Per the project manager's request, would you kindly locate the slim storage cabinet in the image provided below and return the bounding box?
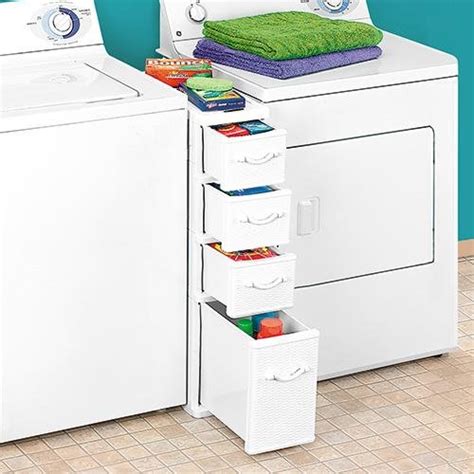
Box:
[187,99,319,454]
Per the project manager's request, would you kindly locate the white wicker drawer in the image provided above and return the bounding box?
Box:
[201,301,319,455]
[203,244,296,318]
[204,185,291,252]
[203,126,287,191]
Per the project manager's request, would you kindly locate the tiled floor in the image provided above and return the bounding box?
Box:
[1,260,473,474]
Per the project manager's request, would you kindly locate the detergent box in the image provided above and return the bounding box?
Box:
[180,84,246,112]
[145,58,212,88]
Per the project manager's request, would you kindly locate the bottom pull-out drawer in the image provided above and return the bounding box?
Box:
[201,301,319,455]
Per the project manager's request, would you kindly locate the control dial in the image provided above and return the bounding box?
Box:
[323,0,344,10]
[315,0,358,15]
[51,11,73,35]
[187,2,208,23]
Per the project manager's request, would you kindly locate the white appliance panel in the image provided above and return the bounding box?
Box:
[1,62,138,112]
[283,127,434,286]
[0,0,103,56]
[0,113,187,442]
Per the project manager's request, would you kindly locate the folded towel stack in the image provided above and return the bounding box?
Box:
[194,11,384,80]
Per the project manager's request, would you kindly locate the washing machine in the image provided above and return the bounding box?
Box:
[160,0,458,380]
[0,0,187,442]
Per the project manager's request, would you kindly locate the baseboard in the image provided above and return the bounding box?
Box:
[459,239,474,258]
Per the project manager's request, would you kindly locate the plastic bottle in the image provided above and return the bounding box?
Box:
[257,318,283,339]
[252,312,279,334]
[237,319,253,337]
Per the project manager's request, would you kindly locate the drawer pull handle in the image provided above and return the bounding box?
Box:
[245,276,287,290]
[240,212,285,226]
[266,366,311,383]
[238,152,281,165]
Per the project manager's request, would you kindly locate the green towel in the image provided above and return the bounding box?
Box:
[203,11,383,61]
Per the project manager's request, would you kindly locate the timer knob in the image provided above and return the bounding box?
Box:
[323,0,344,10]
[187,2,207,23]
[51,11,73,34]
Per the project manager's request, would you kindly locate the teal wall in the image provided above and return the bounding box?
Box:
[2,0,473,239]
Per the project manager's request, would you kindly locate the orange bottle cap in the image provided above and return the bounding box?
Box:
[258,318,283,339]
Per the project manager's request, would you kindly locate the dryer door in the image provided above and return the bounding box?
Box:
[283,127,434,287]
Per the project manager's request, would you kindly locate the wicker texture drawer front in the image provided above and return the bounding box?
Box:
[201,301,319,455]
[203,126,286,192]
[205,185,291,252]
[203,245,296,318]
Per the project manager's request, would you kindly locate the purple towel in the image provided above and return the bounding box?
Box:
[194,39,382,80]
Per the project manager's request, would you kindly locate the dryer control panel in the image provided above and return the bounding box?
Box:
[0,0,103,56]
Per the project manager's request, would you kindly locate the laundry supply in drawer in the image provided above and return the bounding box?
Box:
[210,243,279,261]
[203,124,287,191]
[201,301,319,454]
[205,185,291,252]
[211,184,274,197]
[240,120,274,135]
[214,123,250,137]
[213,120,274,137]
[237,318,254,336]
[257,317,283,339]
[203,244,296,318]
[235,312,282,339]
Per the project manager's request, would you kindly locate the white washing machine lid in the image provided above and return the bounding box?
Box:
[176,32,458,102]
[0,54,187,133]
[1,62,139,113]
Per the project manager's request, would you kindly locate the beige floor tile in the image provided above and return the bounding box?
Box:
[156,450,190,467]
[68,427,102,444]
[54,444,87,460]
[208,441,240,456]
[196,455,230,472]
[118,445,151,461]
[171,461,205,473]
[309,445,342,462]
[260,457,293,472]
[195,430,227,444]
[323,456,358,472]
[221,452,254,467]
[349,452,381,468]
[3,455,34,470]
[412,451,447,468]
[28,449,61,465]
[41,432,76,450]
[0,444,23,460]
[93,450,126,467]
[387,457,422,472]
[158,425,188,439]
[66,455,101,472]
[351,437,389,455]
[285,451,317,467]
[145,440,177,455]
[397,441,431,457]
[82,440,114,455]
[235,463,267,473]
[130,455,164,472]
[41,460,75,473]
[372,446,405,462]
[333,441,366,457]
[420,435,454,451]
[107,434,139,450]
[94,422,127,439]
[182,445,214,461]
[104,461,138,473]
[132,429,164,445]
[16,439,50,454]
